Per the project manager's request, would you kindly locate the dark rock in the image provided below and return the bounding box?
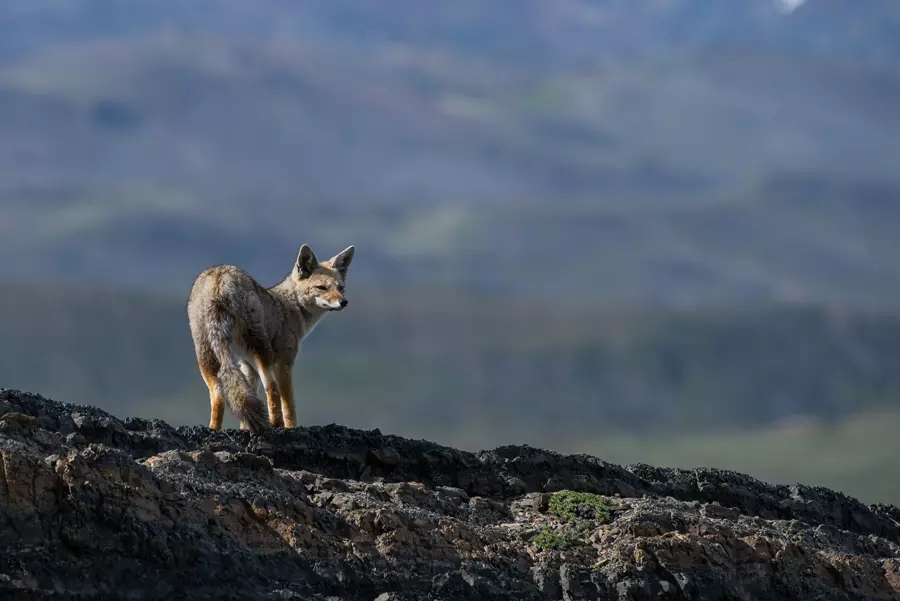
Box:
[533,492,552,512]
[532,566,562,598]
[559,563,595,599]
[701,502,741,521]
[0,388,898,600]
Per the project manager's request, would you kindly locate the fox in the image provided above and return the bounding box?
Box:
[186,244,355,434]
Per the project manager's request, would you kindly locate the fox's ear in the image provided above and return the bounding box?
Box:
[296,244,318,278]
[329,245,355,279]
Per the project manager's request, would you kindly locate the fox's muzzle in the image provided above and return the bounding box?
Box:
[315,296,348,311]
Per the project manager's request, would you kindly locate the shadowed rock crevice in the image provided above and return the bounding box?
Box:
[1,388,898,600]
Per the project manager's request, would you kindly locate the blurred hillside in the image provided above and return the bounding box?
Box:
[2,283,900,503]
[1,1,899,504]
[1,0,899,304]
[4,283,900,437]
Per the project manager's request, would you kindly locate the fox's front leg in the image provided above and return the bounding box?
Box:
[274,363,297,428]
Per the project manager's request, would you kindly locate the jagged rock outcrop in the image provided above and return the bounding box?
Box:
[1,388,898,600]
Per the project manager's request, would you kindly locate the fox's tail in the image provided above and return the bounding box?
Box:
[206,303,269,435]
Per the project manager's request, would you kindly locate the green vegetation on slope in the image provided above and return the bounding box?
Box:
[547,491,616,527]
[567,410,900,507]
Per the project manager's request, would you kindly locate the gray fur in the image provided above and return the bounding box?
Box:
[187,245,355,432]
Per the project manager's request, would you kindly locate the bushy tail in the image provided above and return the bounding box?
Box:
[206,304,269,435]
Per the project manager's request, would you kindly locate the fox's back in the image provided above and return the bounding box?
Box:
[187,264,271,327]
[189,263,262,303]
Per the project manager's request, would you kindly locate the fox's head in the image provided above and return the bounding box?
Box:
[292,244,355,312]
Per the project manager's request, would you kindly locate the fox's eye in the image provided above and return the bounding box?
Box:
[315,285,328,291]
[338,285,345,293]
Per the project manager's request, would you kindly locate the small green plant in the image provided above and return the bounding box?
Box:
[533,492,618,550]
[548,491,616,526]
[533,526,573,550]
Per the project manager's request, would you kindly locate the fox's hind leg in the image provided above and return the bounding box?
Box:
[192,334,226,430]
[237,361,261,430]
[200,364,225,430]
[239,361,260,392]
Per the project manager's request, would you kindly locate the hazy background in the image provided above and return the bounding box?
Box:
[1,0,899,505]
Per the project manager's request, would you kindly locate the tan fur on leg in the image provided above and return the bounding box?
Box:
[274,364,297,428]
[255,355,284,427]
[209,393,225,430]
[201,366,225,430]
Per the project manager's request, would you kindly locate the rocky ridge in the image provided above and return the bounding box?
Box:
[0,388,898,600]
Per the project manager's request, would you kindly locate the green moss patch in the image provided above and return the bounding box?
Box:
[533,526,575,550]
[548,491,617,526]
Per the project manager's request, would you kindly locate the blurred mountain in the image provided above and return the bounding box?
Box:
[0,0,898,305]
